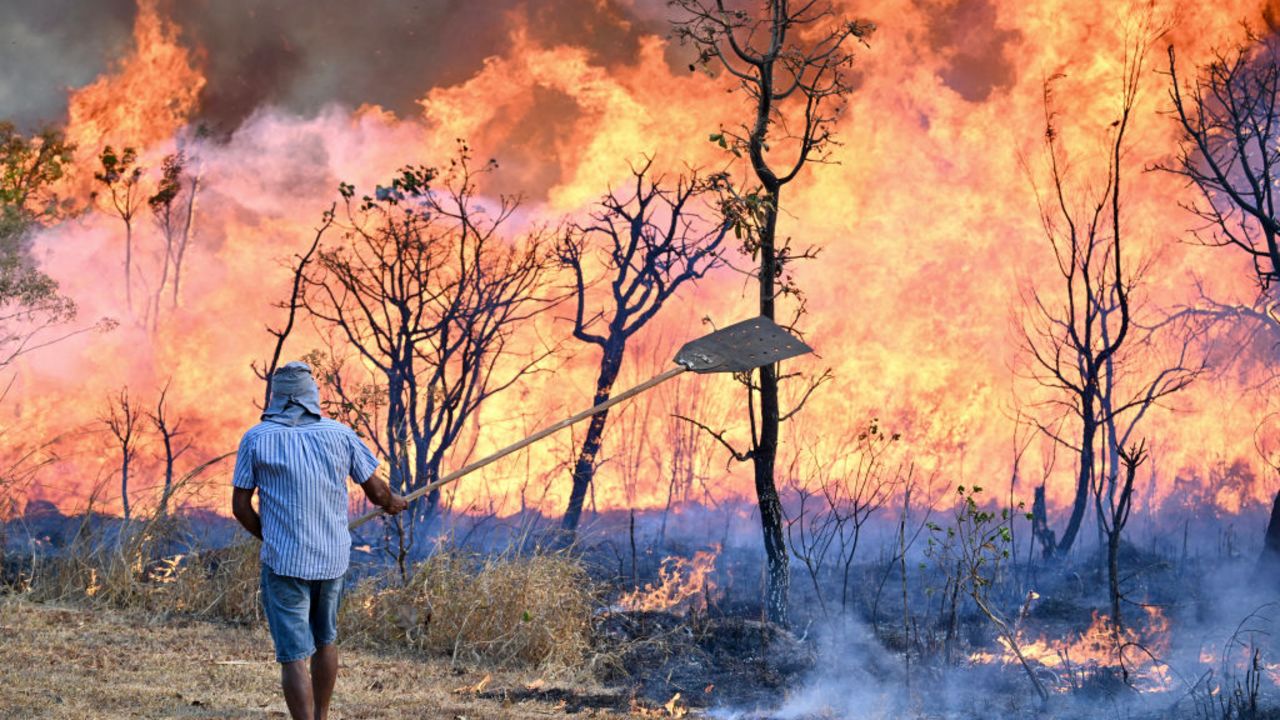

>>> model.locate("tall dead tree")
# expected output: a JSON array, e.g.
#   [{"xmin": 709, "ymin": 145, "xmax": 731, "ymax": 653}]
[
  {"xmin": 93, "ymin": 146, "xmax": 145, "ymax": 313},
  {"xmin": 1023, "ymin": 27, "xmax": 1200, "ymax": 564},
  {"xmin": 669, "ymin": 0, "xmax": 873, "ymax": 624},
  {"xmin": 557, "ymin": 159, "xmax": 727, "ymax": 537},
  {"xmin": 1021, "ymin": 60, "xmax": 1135, "ymax": 559},
  {"xmin": 102, "ymin": 386, "xmax": 142, "ymax": 521},
  {"xmin": 303, "ymin": 146, "xmax": 552, "ymax": 560}
]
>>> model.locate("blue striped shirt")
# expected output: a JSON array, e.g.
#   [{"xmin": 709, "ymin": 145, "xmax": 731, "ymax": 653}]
[{"xmin": 232, "ymin": 419, "xmax": 380, "ymax": 580}]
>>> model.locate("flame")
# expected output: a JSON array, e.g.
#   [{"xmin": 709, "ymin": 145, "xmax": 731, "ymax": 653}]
[
  {"xmin": 3, "ymin": 0, "xmax": 1278, "ymax": 526},
  {"xmin": 630, "ymin": 692, "xmax": 689, "ymax": 718},
  {"xmin": 971, "ymin": 607, "xmax": 1173, "ymax": 693},
  {"xmin": 617, "ymin": 545, "xmax": 720, "ymax": 614},
  {"xmin": 63, "ymin": 0, "xmax": 204, "ymax": 195},
  {"xmin": 145, "ymin": 553, "xmax": 186, "ymax": 584}
]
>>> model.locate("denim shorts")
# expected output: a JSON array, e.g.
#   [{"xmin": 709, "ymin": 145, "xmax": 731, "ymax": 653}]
[{"xmin": 259, "ymin": 564, "xmax": 344, "ymax": 663}]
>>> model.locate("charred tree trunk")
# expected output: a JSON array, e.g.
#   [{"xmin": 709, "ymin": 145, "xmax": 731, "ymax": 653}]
[
  {"xmin": 667, "ymin": 0, "xmax": 871, "ymax": 624},
  {"xmin": 1030, "ymin": 485, "xmax": 1055, "ymax": 559},
  {"xmin": 1107, "ymin": 523, "xmax": 1122, "ymax": 626},
  {"xmin": 120, "ymin": 453, "xmax": 131, "ymax": 522},
  {"xmin": 159, "ymin": 426, "xmax": 174, "ymax": 515},
  {"xmin": 753, "ymin": 180, "xmax": 790, "ymax": 624},
  {"xmin": 562, "ymin": 340, "xmax": 623, "ymax": 535},
  {"xmin": 1256, "ymin": 491, "xmax": 1280, "ymax": 577},
  {"xmin": 1056, "ymin": 395, "xmax": 1097, "ymax": 557}
]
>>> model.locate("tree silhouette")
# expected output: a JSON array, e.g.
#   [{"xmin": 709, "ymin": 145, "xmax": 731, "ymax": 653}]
[
  {"xmin": 557, "ymin": 158, "xmax": 727, "ymax": 537},
  {"xmin": 668, "ymin": 0, "xmax": 872, "ymax": 623}
]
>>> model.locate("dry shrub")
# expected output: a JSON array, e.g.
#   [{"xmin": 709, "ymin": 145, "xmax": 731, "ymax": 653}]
[
  {"xmin": 342, "ymin": 547, "xmax": 597, "ymax": 672},
  {"xmin": 26, "ymin": 514, "xmax": 261, "ymax": 624},
  {"xmin": 18, "ymin": 452, "xmax": 265, "ymax": 621},
  {"xmin": 159, "ymin": 542, "xmax": 261, "ymax": 622}
]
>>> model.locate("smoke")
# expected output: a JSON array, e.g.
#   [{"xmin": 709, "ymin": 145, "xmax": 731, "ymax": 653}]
[
  {"xmin": 0, "ymin": 0, "xmax": 678, "ymax": 135},
  {"xmin": 0, "ymin": 0, "xmax": 135, "ymax": 129},
  {"xmin": 918, "ymin": 0, "xmax": 1022, "ymax": 102}
]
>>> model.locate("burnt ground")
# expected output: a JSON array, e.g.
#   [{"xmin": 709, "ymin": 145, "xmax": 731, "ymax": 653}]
[{"xmin": 597, "ymin": 612, "xmax": 814, "ymax": 709}]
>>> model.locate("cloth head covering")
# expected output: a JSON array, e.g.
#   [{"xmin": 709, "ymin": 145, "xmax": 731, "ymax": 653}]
[{"xmin": 262, "ymin": 361, "xmax": 324, "ymax": 426}]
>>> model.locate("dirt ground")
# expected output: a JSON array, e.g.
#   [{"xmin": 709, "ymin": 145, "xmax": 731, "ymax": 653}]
[{"xmin": 0, "ymin": 598, "xmax": 643, "ymax": 719}]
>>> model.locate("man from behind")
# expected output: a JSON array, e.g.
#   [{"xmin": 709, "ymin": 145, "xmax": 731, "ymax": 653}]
[{"xmin": 232, "ymin": 361, "xmax": 407, "ymax": 720}]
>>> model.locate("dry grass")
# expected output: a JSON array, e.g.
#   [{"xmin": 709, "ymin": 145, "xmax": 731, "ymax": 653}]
[
  {"xmin": 0, "ymin": 598, "xmax": 634, "ymax": 719},
  {"xmin": 21, "ymin": 525, "xmax": 605, "ymax": 676},
  {"xmin": 26, "ymin": 515, "xmax": 261, "ymax": 624},
  {"xmin": 342, "ymin": 548, "xmax": 599, "ymax": 674}
]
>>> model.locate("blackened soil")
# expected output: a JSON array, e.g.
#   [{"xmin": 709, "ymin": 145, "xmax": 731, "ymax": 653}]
[{"xmin": 596, "ymin": 610, "xmax": 813, "ymax": 709}]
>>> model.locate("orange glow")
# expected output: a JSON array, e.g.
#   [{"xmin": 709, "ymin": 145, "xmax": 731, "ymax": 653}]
[{"xmin": 6, "ymin": 0, "xmax": 1280, "ymax": 524}]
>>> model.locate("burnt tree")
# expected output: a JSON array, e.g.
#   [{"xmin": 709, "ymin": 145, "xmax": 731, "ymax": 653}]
[
  {"xmin": 1023, "ymin": 30, "xmax": 1200, "ymax": 564},
  {"xmin": 1164, "ymin": 32, "xmax": 1280, "ymax": 577},
  {"xmin": 1164, "ymin": 34, "xmax": 1280, "ymax": 293},
  {"xmin": 557, "ymin": 160, "xmax": 727, "ymax": 537},
  {"xmin": 669, "ymin": 0, "xmax": 873, "ymax": 624},
  {"xmin": 149, "ymin": 381, "xmax": 191, "ymax": 517},
  {"xmin": 302, "ymin": 147, "xmax": 552, "ymax": 554},
  {"xmin": 102, "ymin": 386, "xmax": 142, "ymax": 521}
]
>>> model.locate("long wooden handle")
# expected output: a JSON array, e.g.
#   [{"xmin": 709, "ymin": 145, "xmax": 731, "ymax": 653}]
[{"xmin": 349, "ymin": 365, "xmax": 687, "ymax": 529}]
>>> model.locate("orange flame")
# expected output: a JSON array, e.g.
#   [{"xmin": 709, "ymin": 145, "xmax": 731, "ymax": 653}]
[
  {"xmin": 6, "ymin": 0, "xmax": 1280, "ymax": 525},
  {"xmin": 971, "ymin": 607, "xmax": 1173, "ymax": 693},
  {"xmin": 618, "ymin": 545, "xmax": 720, "ymax": 614},
  {"xmin": 64, "ymin": 0, "xmax": 204, "ymax": 193}
]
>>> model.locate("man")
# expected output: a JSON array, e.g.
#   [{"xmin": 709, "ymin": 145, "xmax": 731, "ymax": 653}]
[{"xmin": 232, "ymin": 361, "xmax": 407, "ymax": 720}]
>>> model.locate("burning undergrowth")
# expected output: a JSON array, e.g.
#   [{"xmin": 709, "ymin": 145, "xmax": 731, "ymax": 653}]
[{"xmin": 10, "ymin": 499, "xmax": 1280, "ymax": 718}]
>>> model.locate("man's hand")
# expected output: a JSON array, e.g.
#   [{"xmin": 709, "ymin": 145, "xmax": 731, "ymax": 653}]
[
  {"xmin": 359, "ymin": 474, "xmax": 409, "ymax": 516},
  {"xmin": 384, "ymin": 493, "xmax": 409, "ymax": 515}
]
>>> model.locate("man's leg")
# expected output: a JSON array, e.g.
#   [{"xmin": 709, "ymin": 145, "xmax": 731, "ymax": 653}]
[
  {"xmin": 309, "ymin": 575, "xmax": 344, "ymax": 720},
  {"xmin": 311, "ymin": 643, "xmax": 338, "ymax": 720},
  {"xmin": 280, "ymin": 660, "xmax": 314, "ymax": 720},
  {"xmin": 261, "ymin": 566, "xmax": 319, "ymax": 720}
]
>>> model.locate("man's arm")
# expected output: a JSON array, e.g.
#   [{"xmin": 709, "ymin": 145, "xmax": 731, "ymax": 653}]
[
  {"xmin": 358, "ymin": 475, "xmax": 408, "ymax": 515},
  {"xmin": 232, "ymin": 487, "xmax": 263, "ymax": 540}
]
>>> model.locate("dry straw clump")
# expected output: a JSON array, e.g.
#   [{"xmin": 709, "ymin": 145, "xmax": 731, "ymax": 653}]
[
  {"xmin": 342, "ymin": 547, "xmax": 597, "ymax": 673},
  {"xmin": 26, "ymin": 514, "xmax": 262, "ymax": 624}
]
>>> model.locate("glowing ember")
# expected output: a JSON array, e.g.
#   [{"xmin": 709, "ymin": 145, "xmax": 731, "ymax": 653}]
[{"xmin": 617, "ymin": 545, "xmax": 720, "ymax": 615}]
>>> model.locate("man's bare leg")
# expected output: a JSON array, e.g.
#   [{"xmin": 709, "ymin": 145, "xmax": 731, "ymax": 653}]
[
  {"xmin": 281, "ymin": 659, "xmax": 314, "ymax": 720},
  {"xmin": 311, "ymin": 643, "xmax": 338, "ymax": 720}
]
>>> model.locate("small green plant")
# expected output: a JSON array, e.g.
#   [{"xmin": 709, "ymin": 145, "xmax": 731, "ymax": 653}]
[{"xmin": 927, "ymin": 485, "xmax": 1047, "ymax": 703}]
